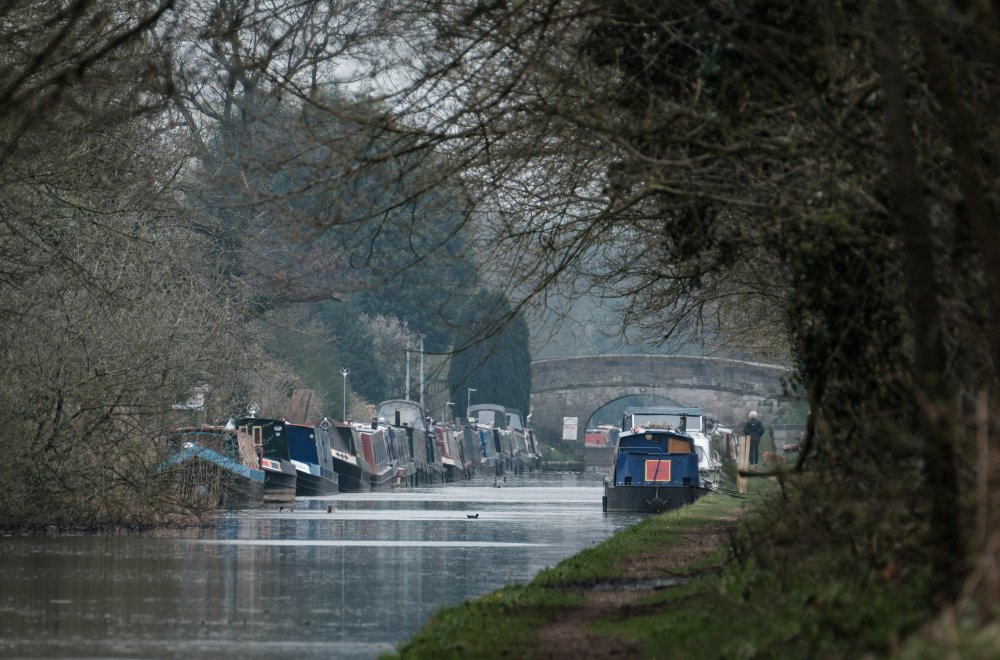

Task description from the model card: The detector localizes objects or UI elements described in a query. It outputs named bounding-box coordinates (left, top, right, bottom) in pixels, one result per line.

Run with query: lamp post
left=466, top=387, right=477, bottom=417
left=340, top=367, right=350, bottom=421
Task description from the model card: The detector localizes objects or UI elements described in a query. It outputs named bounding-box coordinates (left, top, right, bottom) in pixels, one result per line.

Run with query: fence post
left=738, top=434, right=751, bottom=494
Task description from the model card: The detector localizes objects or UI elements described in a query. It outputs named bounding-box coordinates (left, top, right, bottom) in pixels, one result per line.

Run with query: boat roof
left=469, top=403, right=506, bottom=412
left=378, top=399, right=425, bottom=411
left=624, top=406, right=704, bottom=416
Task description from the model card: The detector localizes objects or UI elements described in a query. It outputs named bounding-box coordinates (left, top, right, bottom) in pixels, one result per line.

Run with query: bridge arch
left=585, top=392, right=681, bottom=429
left=529, top=355, right=795, bottom=446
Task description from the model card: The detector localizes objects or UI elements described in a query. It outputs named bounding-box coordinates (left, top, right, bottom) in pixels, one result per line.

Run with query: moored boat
left=376, top=399, right=431, bottom=486
left=584, top=425, right=619, bottom=469
left=432, top=422, right=465, bottom=482
left=603, top=407, right=710, bottom=513
left=235, top=417, right=297, bottom=503
left=163, top=426, right=265, bottom=508
left=354, top=421, right=396, bottom=490
left=634, top=406, right=721, bottom=488
left=285, top=420, right=340, bottom=496
left=327, top=419, right=372, bottom=493
left=468, top=403, right=513, bottom=475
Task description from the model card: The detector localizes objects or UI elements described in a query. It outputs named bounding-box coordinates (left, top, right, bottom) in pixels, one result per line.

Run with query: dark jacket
left=743, top=418, right=765, bottom=442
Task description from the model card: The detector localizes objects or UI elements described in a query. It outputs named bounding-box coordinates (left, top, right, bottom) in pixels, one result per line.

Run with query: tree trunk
left=873, top=0, right=964, bottom=600
left=909, top=0, right=1000, bottom=612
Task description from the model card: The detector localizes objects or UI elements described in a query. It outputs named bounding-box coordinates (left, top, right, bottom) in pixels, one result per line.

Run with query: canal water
left=0, top=471, right=640, bottom=658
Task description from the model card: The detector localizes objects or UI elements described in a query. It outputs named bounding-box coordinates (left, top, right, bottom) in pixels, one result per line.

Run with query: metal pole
left=419, top=335, right=425, bottom=410
left=340, top=367, right=350, bottom=421
left=404, top=334, right=410, bottom=400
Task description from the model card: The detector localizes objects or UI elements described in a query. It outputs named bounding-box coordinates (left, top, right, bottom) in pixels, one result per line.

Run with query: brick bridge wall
left=530, top=355, right=795, bottom=447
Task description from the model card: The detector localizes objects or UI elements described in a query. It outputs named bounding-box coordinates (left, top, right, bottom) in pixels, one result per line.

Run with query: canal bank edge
left=387, top=493, right=744, bottom=659
left=387, top=488, right=948, bottom=659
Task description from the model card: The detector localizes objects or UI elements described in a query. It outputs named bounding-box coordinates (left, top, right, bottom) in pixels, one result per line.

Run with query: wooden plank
left=738, top=434, right=751, bottom=494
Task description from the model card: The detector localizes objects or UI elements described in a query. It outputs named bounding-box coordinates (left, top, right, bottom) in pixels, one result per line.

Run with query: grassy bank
left=389, top=486, right=940, bottom=659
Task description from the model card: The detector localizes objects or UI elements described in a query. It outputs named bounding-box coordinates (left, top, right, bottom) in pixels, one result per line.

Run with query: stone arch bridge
left=530, top=355, right=795, bottom=446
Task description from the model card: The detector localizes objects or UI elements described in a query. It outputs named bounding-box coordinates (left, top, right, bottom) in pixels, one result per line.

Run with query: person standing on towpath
left=743, top=410, right=765, bottom=466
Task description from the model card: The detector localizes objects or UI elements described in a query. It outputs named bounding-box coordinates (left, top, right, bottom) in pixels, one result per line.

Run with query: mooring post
left=738, top=435, right=751, bottom=494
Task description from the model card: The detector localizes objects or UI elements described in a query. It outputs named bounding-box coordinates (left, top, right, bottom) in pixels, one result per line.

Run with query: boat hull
left=603, top=484, right=706, bottom=513
left=443, top=462, right=463, bottom=483
left=370, top=468, right=396, bottom=491
left=294, top=470, right=339, bottom=497
left=262, top=459, right=297, bottom=503
left=333, top=458, right=371, bottom=493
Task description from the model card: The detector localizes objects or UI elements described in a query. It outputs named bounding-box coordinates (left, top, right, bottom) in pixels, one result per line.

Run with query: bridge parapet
left=530, top=355, right=796, bottom=448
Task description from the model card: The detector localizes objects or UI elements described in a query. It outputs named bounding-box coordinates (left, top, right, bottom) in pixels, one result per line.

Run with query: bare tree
left=0, top=0, right=272, bottom=527
left=378, top=0, right=1000, bottom=607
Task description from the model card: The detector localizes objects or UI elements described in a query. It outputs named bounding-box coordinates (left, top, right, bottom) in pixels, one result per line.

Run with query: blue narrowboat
left=285, top=420, right=340, bottom=496
left=603, top=407, right=709, bottom=513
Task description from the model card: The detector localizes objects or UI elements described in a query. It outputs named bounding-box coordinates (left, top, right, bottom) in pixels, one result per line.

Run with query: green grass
left=590, top=551, right=931, bottom=658
left=389, top=494, right=743, bottom=659
left=533, top=494, right=739, bottom=587
left=388, top=585, right=581, bottom=659
left=390, top=479, right=937, bottom=660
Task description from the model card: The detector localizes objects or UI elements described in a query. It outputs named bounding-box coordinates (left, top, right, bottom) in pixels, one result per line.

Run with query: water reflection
left=0, top=472, right=641, bottom=658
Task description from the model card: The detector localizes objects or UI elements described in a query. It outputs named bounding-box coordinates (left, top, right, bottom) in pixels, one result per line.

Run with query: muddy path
left=538, top=517, right=739, bottom=659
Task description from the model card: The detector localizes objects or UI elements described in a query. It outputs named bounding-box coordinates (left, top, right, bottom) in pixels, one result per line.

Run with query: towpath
left=537, top=515, right=740, bottom=658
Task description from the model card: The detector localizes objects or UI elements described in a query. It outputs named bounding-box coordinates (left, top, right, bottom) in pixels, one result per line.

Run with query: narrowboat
left=459, top=424, right=486, bottom=476
left=285, top=420, right=340, bottom=496
left=354, top=421, right=396, bottom=490
left=584, top=425, right=620, bottom=469
left=505, top=409, right=527, bottom=474
left=162, top=426, right=265, bottom=508
left=376, top=400, right=429, bottom=486
left=468, top=403, right=513, bottom=475
left=525, top=426, right=542, bottom=472
left=635, top=406, right=722, bottom=488
left=385, top=424, right=417, bottom=486
left=327, top=418, right=372, bottom=493
left=432, top=422, right=465, bottom=482
left=235, top=417, right=298, bottom=503
left=603, top=407, right=710, bottom=513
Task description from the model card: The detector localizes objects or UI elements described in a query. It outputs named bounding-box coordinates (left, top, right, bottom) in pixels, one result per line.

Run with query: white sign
left=562, top=416, right=579, bottom=441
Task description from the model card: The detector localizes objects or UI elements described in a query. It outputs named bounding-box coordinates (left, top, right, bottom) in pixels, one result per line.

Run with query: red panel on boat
left=644, top=460, right=672, bottom=482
